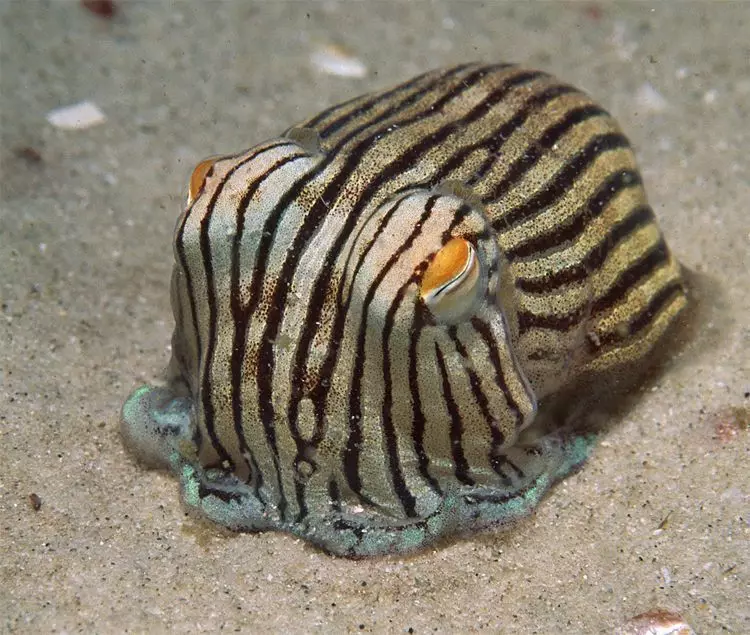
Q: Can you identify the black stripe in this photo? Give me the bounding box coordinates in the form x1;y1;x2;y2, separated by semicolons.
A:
491;455;525;484
170;270;190;386
385;81;572;193
449;327;510;480
177;141;296;466
493;132;633;232
287;192;415;516
381;283;420;516
340;193;413;334
626;280;685;337
398;207;477;492
302;93;372;130
408;306;443;495
470;317;527;433
197;154;288;467
328;478;342;513
229;151;307;498
481;104;609;199
434;342;474;486
175;211;202;381
316;64;479;138
516;237;671;334
591;237;670;315
320;199;417;453
343;196;439;508
294;479;308;524
517;305;587;333
322;64;505;143
228;148;314;519
198;198;233;468
333;198;417;503
596;280;685;349
509;456;527;476
467;86;587;185
339;197;475;506
507;168;642;261
515;204;655;293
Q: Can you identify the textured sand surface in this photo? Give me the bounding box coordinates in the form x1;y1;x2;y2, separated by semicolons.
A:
1;2;748;633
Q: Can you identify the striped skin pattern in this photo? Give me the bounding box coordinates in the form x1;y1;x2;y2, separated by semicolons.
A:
121;63;688;557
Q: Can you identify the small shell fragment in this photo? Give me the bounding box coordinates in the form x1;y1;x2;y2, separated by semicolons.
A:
310;44;368;78
46;101;106;130
617;609;695;635
635;82;669;113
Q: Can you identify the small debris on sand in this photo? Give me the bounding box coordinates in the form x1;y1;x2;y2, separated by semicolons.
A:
46;101;106;130
310;44;368;78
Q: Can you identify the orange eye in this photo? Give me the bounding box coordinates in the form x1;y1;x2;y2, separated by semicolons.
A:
421;238;475;299
420;238;481;323
187;156;220;205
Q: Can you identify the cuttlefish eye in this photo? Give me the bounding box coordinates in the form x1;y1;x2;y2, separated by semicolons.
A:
420;237;481;323
187;156;221;205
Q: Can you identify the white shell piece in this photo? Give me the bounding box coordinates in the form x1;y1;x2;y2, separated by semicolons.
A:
310;44;368;78
46;101;106;130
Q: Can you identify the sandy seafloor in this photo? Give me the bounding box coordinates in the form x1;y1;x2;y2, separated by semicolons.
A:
1;2;748;633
